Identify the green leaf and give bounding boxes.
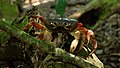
[55,0,67,17]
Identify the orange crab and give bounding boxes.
[23,15,97,56]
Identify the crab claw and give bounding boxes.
[70,31,80,53]
[70,39,79,53]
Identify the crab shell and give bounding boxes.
[44,18,78,33]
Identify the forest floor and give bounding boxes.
[34,0,120,68]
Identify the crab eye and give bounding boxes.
[50,22,56,26]
[64,22,71,30]
[65,23,69,27]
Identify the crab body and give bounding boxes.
[24,15,97,56]
[44,18,78,33]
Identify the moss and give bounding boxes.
[0,0,18,22]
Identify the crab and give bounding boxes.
[23,15,97,56]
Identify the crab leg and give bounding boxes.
[83,30,97,55]
[24,16,46,31]
[34,16,45,23]
[23,16,46,40]
[88,31,97,55]
[24,21,45,30]
[77,23,97,55]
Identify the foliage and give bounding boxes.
[55,0,67,17]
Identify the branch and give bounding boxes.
[0,21,103,68]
